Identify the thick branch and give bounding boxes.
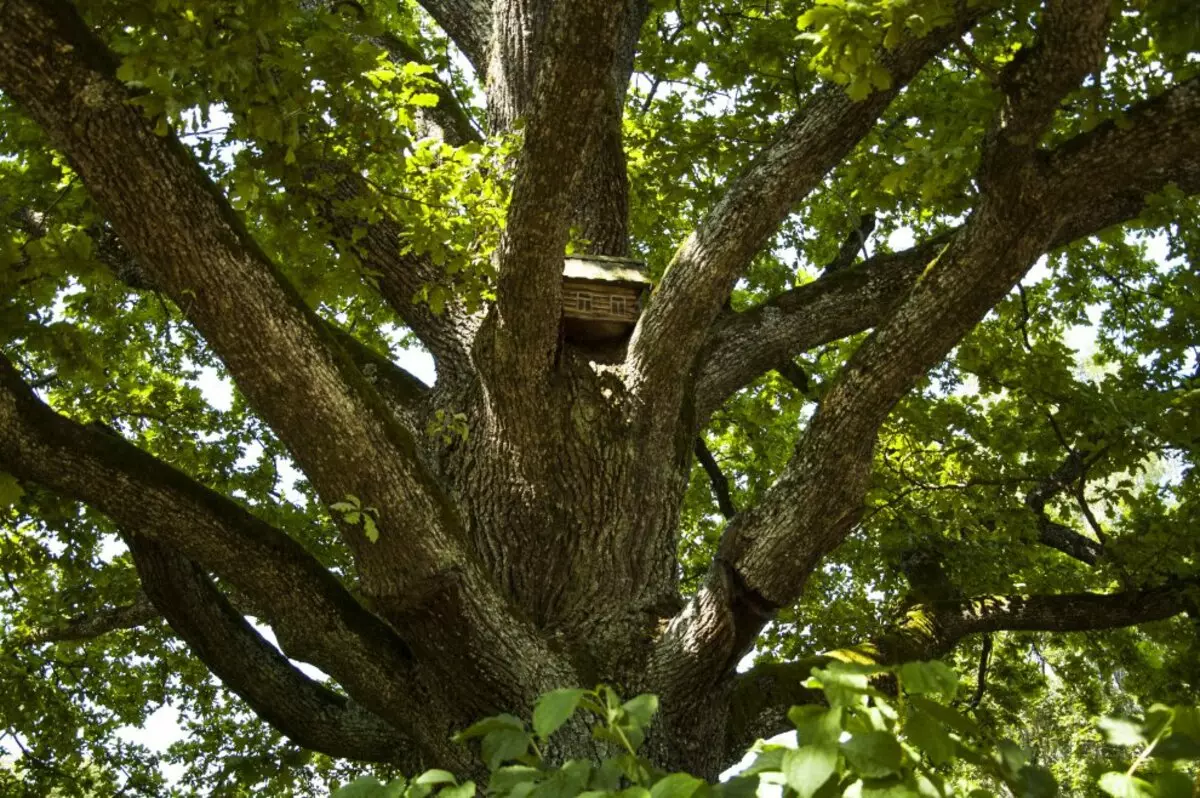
[417,0,492,73]
[875,583,1198,663]
[0,0,477,608]
[696,119,1200,418]
[303,163,478,376]
[725,658,827,758]
[979,0,1110,181]
[0,356,469,766]
[1045,75,1200,207]
[727,583,1196,752]
[571,0,649,256]
[654,2,1165,704]
[488,1,626,392]
[627,9,980,422]
[373,31,482,145]
[126,534,411,764]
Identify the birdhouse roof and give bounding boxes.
[562,255,650,286]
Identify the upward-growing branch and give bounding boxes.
[651,0,1128,708]
[487,1,627,399]
[0,0,567,728]
[0,0,462,594]
[626,6,982,426]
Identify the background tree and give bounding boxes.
[0,0,1198,794]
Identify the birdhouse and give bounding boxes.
[561,255,651,343]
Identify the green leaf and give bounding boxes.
[1152,733,1200,760]
[362,514,380,543]
[481,726,534,770]
[440,781,475,798]
[898,661,958,700]
[789,706,843,746]
[860,777,921,798]
[1152,772,1195,798]
[906,696,981,739]
[782,744,838,798]
[1098,716,1148,747]
[409,92,441,107]
[454,713,526,742]
[415,770,457,786]
[841,732,904,779]
[622,694,659,729]
[0,471,24,509]
[903,706,955,765]
[649,772,705,798]
[1015,765,1057,798]
[533,688,587,740]
[1097,772,1155,798]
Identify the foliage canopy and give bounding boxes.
[0,0,1198,795]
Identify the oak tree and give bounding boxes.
[0,0,1198,793]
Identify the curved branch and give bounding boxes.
[725,582,1197,753]
[1045,75,1200,207]
[653,1,1170,706]
[696,122,1200,418]
[126,534,411,764]
[416,0,491,73]
[301,162,478,376]
[0,356,470,767]
[0,0,479,609]
[627,7,982,424]
[875,583,1199,664]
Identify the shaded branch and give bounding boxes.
[290,156,478,379]
[694,438,737,520]
[1025,447,1108,565]
[695,109,1200,419]
[416,0,491,73]
[822,212,877,276]
[654,0,1155,707]
[0,355,470,767]
[966,633,992,711]
[725,658,828,759]
[126,533,412,764]
[979,0,1111,182]
[373,30,482,145]
[24,593,159,645]
[727,582,1197,750]
[875,582,1199,664]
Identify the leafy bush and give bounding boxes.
[332,663,1200,798]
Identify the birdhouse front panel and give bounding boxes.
[562,281,643,324]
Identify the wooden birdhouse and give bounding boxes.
[561,255,651,343]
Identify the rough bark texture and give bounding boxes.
[2,0,1199,782]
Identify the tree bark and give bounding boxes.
[1,0,1199,784]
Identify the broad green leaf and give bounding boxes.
[897,661,959,700]
[533,688,587,740]
[841,732,904,779]
[649,772,705,798]
[1097,772,1155,798]
[415,770,457,786]
[782,744,838,798]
